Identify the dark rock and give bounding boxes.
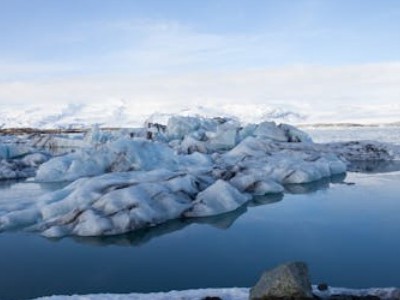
[317,283,329,291]
[250,262,313,300]
[202,297,222,300]
[392,289,400,299]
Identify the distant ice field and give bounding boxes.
[303,126,400,145]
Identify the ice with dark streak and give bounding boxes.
[0,116,399,237]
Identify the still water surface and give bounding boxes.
[1,165,400,299]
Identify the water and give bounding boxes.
[1,168,400,299]
[1,126,399,299]
[303,126,400,144]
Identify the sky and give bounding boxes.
[1,0,400,124]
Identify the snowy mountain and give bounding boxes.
[2,100,399,131]
[0,102,306,129]
[0,101,131,129]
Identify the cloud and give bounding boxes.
[1,19,274,77]
[0,62,399,123]
[1,17,399,124]
[0,61,79,79]
[98,19,272,73]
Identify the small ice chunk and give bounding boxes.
[73,209,113,236]
[179,152,213,169]
[282,167,322,184]
[253,122,288,142]
[42,226,69,238]
[0,209,42,230]
[208,128,238,151]
[179,136,208,154]
[229,174,258,192]
[185,180,251,217]
[225,137,270,160]
[0,144,32,159]
[279,123,313,143]
[166,116,201,140]
[21,153,50,167]
[328,160,347,174]
[252,180,284,195]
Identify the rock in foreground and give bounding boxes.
[250,262,313,299]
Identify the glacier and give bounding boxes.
[0,116,399,237]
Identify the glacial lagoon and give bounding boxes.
[1,164,400,300]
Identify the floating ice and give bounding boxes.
[0,143,50,180]
[184,179,251,217]
[35,139,178,182]
[1,116,399,237]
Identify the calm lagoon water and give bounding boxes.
[1,166,400,299]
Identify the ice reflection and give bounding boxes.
[57,176,348,248]
[62,206,249,247]
[1,159,399,248]
[2,169,400,300]
[284,173,347,194]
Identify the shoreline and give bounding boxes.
[34,286,400,300]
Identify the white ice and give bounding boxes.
[34,286,400,300]
[1,116,399,237]
[0,143,50,180]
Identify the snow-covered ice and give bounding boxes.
[35,139,179,182]
[34,286,400,300]
[34,288,249,300]
[0,143,51,180]
[0,116,399,237]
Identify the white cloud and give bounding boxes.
[99,19,270,73]
[0,61,78,78]
[1,62,399,124]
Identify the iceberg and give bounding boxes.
[0,116,399,237]
[0,143,51,180]
[35,139,178,182]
